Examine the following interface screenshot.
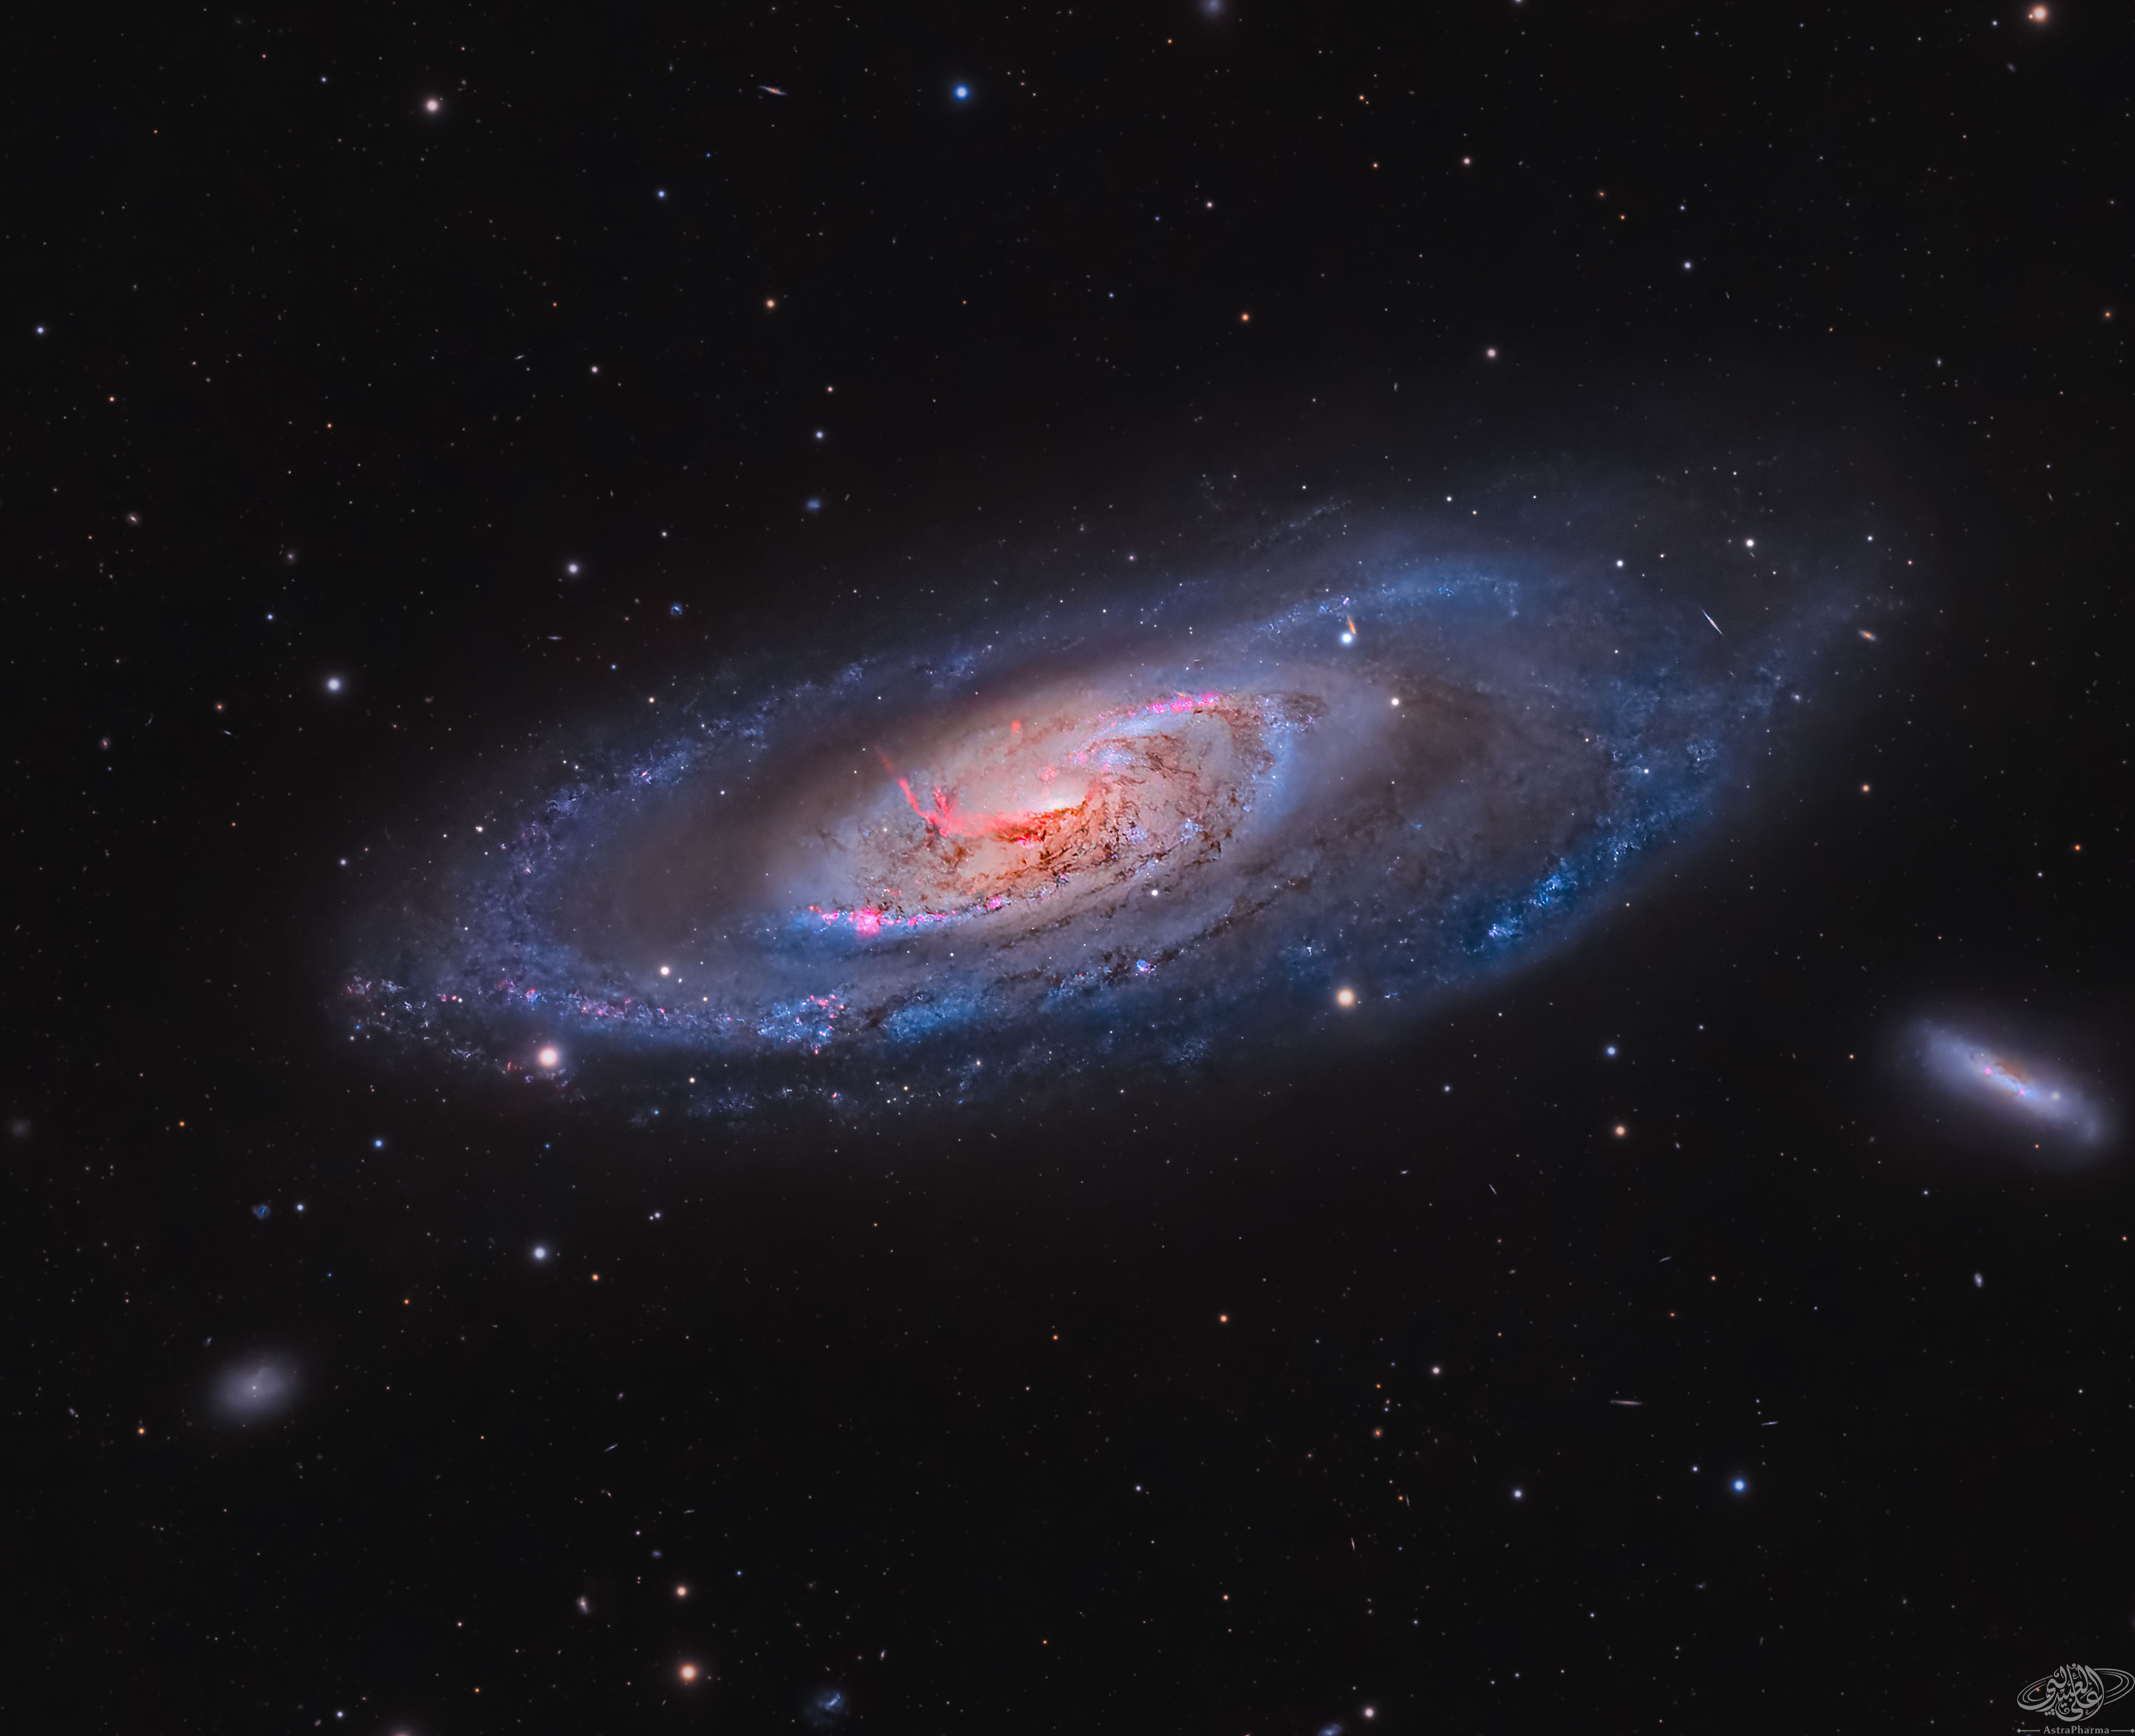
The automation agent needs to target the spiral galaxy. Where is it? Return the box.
[348,446,1876,1120]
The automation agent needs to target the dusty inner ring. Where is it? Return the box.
[809,692,1296,932]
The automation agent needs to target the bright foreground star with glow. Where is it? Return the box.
[348,457,1875,1121]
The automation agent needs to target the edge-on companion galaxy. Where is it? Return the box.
[1914,1021,2111,1147]
[348,453,1875,1120]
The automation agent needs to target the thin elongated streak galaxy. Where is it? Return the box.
[348,462,1871,1119]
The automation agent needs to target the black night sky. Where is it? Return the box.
[11,4,2132,1731]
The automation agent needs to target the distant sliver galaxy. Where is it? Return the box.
[348,447,1875,1119]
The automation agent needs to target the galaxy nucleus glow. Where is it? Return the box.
[210,1355,301,1423]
